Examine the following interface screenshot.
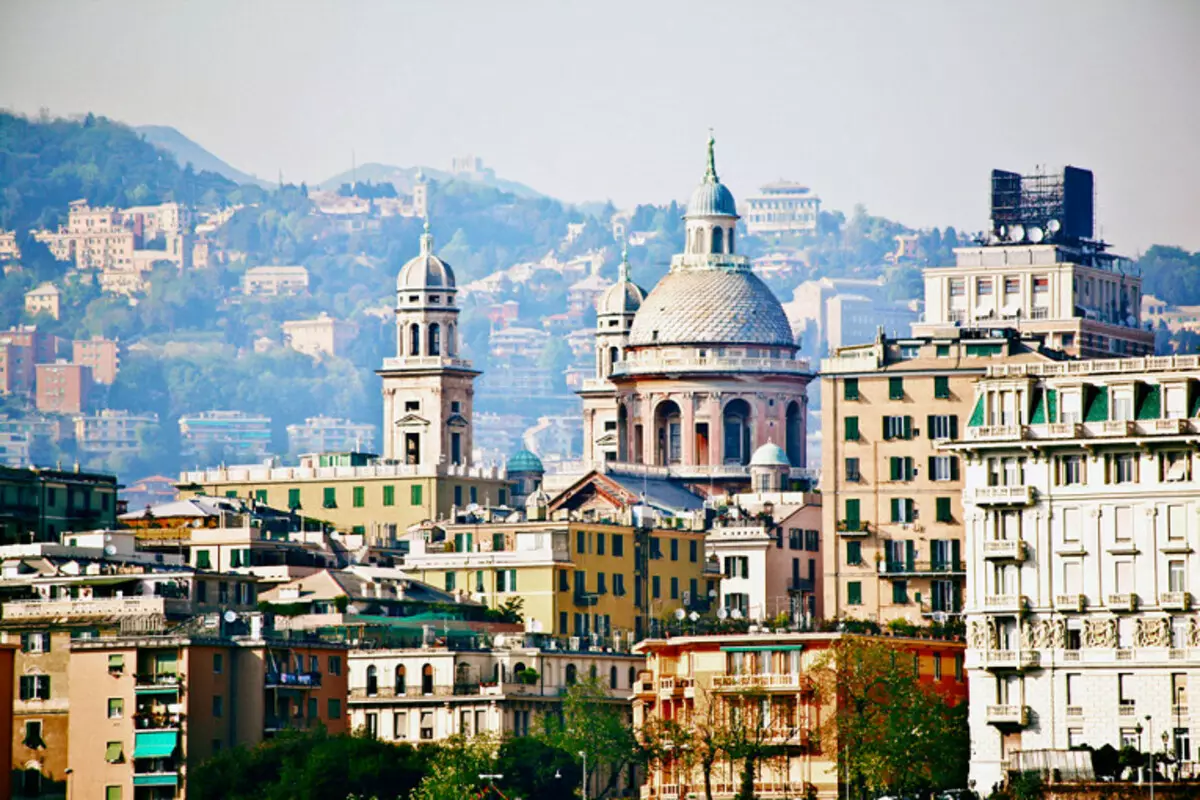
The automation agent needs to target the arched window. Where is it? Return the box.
[723,398,753,465]
[609,666,618,689]
[712,226,724,254]
[514,662,526,682]
[428,323,441,356]
[421,663,434,695]
[366,665,378,696]
[409,323,421,356]
[728,227,735,253]
[565,664,577,685]
[617,404,629,462]
[654,400,682,466]
[395,665,406,695]
[785,401,803,468]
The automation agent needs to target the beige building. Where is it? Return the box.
[24,284,61,320]
[74,410,159,459]
[281,313,358,358]
[743,181,821,237]
[35,362,92,415]
[914,241,1154,358]
[241,265,309,296]
[72,336,120,385]
[819,330,1059,626]
[0,229,21,261]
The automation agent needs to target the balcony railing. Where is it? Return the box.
[658,676,695,697]
[880,560,965,576]
[967,425,1026,441]
[265,671,322,688]
[133,711,183,730]
[134,672,181,689]
[1107,593,1139,612]
[1160,591,1193,611]
[972,486,1036,506]
[984,594,1029,613]
[573,591,600,607]
[986,704,1030,726]
[3,596,191,620]
[1054,594,1087,612]
[982,539,1028,562]
[979,650,1041,671]
[712,673,803,691]
[835,520,871,536]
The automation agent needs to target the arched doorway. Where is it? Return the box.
[617,404,629,462]
[654,400,682,465]
[723,398,753,465]
[785,400,803,467]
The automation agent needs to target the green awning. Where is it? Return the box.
[968,396,985,427]
[1030,392,1046,424]
[1137,385,1161,420]
[720,645,805,653]
[133,774,179,787]
[1085,386,1108,422]
[135,685,180,695]
[108,654,124,669]
[133,730,178,758]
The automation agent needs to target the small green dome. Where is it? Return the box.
[507,449,544,474]
[750,442,790,467]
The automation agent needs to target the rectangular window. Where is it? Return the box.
[930,455,958,482]
[108,697,123,718]
[889,377,904,400]
[196,550,212,570]
[889,456,914,482]
[323,487,337,508]
[613,534,624,557]
[105,741,123,763]
[650,537,662,559]
[889,497,915,523]
[1059,455,1084,486]
[670,539,679,561]
[328,699,342,719]
[106,788,122,800]
[670,577,679,599]
[212,695,223,718]
[928,415,957,440]
[936,497,952,523]
[596,532,605,555]
[213,653,223,674]
[949,279,965,297]
[847,581,862,605]
[689,540,698,562]
[411,484,423,505]
[1169,560,1186,593]
[254,489,268,504]
[454,486,463,506]
[934,376,950,399]
[558,570,569,592]
[287,488,301,509]
[892,580,908,605]
[806,529,819,551]
[1112,454,1137,484]
[847,540,863,565]
[596,573,607,594]
[445,572,456,591]
[652,576,661,599]
[844,498,861,530]
[328,656,342,676]
[382,485,395,506]
[577,530,586,554]
[845,457,861,482]
[1004,276,1020,295]
[882,415,912,440]
[845,416,860,441]
[844,378,859,401]
[977,277,993,296]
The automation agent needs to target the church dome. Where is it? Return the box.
[627,268,796,347]
[598,248,646,315]
[506,449,544,474]
[685,134,737,218]
[398,220,455,290]
[750,442,790,467]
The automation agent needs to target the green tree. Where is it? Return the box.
[538,676,640,800]
[411,733,499,800]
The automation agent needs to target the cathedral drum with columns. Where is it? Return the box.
[580,137,813,488]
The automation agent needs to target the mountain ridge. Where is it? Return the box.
[135,124,273,188]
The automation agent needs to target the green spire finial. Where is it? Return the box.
[619,243,630,282]
[704,129,718,183]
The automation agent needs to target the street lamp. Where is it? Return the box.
[479,772,504,796]
[579,750,588,800]
[1143,714,1155,800]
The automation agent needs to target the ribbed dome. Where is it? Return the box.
[628,269,796,347]
[687,181,737,218]
[506,449,544,474]
[397,222,455,290]
[599,280,646,315]
[750,442,790,467]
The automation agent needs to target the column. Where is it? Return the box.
[681,393,695,466]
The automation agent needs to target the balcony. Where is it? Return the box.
[1160,591,1193,611]
[983,539,1028,562]
[984,594,1029,613]
[1096,420,1136,437]
[3,596,191,621]
[973,486,1036,506]
[881,560,965,577]
[265,671,322,689]
[573,591,600,607]
[1054,594,1087,613]
[134,673,181,694]
[658,676,695,699]
[712,673,805,691]
[1141,418,1188,435]
[967,425,1026,442]
[635,671,656,697]
[1041,422,1083,439]
[133,711,183,730]
[1107,593,1139,612]
[836,520,871,537]
[979,650,1041,671]
[986,704,1030,727]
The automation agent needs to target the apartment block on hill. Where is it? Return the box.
[35,362,93,415]
[72,336,120,384]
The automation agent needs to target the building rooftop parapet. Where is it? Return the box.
[667,252,752,272]
[379,355,475,371]
[1,595,194,622]
[983,353,1200,380]
[180,461,506,485]
[602,462,816,483]
[613,353,811,378]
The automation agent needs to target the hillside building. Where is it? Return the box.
[74,410,160,460]
[178,410,272,464]
[743,181,821,237]
[35,362,93,415]
[241,265,309,296]
[0,464,119,544]
[24,284,61,320]
[286,416,376,458]
[281,313,358,359]
[0,229,20,261]
[72,336,120,384]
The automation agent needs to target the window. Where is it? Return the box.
[20,632,49,653]
[1113,393,1134,421]
[497,569,517,593]
[328,698,342,719]
[24,720,44,748]
[1169,560,1186,593]
[845,457,861,482]
[383,485,395,506]
[844,378,859,400]
[889,456,914,481]
[650,537,662,559]
[287,488,301,509]
[454,486,463,506]
[105,741,124,763]
[889,377,904,400]
[329,656,342,676]
[1118,673,1133,707]
[1162,452,1191,483]
[613,574,626,596]
[847,582,862,605]
[844,498,862,531]
[845,416,860,441]
[323,487,337,508]
[19,675,50,700]
[930,455,958,482]
[936,497,952,523]
[789,529,803,549]
[106,696,123,718]
[1111,454,1137,484]
[411,484,423,505]
[934,376,950,399]
[596,532,605,555]
[949,279,965,297]
[577,530,587,554]
[254,489,268,504]
[596,573,607,595]
[890,498,915,523]
[1059,455,1084,486]
[928,415,957,440]
[670,577,679,599]
[196,550,212,570]
[670,539,679,561]
[106,788,122,800]
[652,576,661,599]
[1004,276,1020,295]
[882,416,912,440]
[558,570,569,592]
[805,530,819,551]
[444,572,457,591]
[212,695,223,717]
[847,541,863,565]
[976,277,993,296]
[689,540,698,561]
[395,711,409,739]
[612,534,624,557]
[1033,276,1049,294]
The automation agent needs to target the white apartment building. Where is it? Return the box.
[953,355,1200,790]
[241,265,310,296]
[179,410,273,463]
[744,181,820,237]
[347,634,640,742]
[74,409,160,457]
[281,313,358,358]
[286,415,376,457]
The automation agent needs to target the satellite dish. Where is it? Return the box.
[1047,219,1062,233]
[731,609,743,620]
[717,608,729,620]
[1008,224,1025,243]
[223,610,238,624]
[1027,226,1044,244]
[103,545,117,556]
[674,609,686,621]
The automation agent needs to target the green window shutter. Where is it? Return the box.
[844,378,859,400]
[445,572,456,591]
[509,570,517,592]
[382,485,395,506]
[845,499,861,526]
[847,541,862,565]
[1030,391,1047,424]
[287,488,301,509]
[197,550,211,570]
[848,582,862,605]
[845,417,859,441]
[352,486,365,508]
[225,490,238,498]
[950,457,960,481]
[882,417,891,440]
[1137,384,1161,420]
[936,497,952,523]
[493,533,505,551]
[951,539,961,571]
[905,540,915,571]
[950,416,959,439]
[889,458,901,481]
[968,396,985,427]
[1047,389,1057,422]
[902,416,913,439]
[410,484,423,506]
[936,345,950,357]
[254,489,267,504]
[934,376,950,398]
[323,487,337,508]
[890,498,901,522]
[352,525,365,536]
[905,457,914,480]
[928,456,936,475]
[892,581,907,604]
[889,377,904,400]
[1085,386,1108,422]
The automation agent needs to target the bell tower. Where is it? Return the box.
[378,219,478,468]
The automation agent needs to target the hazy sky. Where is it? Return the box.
[2,1,1198,251]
